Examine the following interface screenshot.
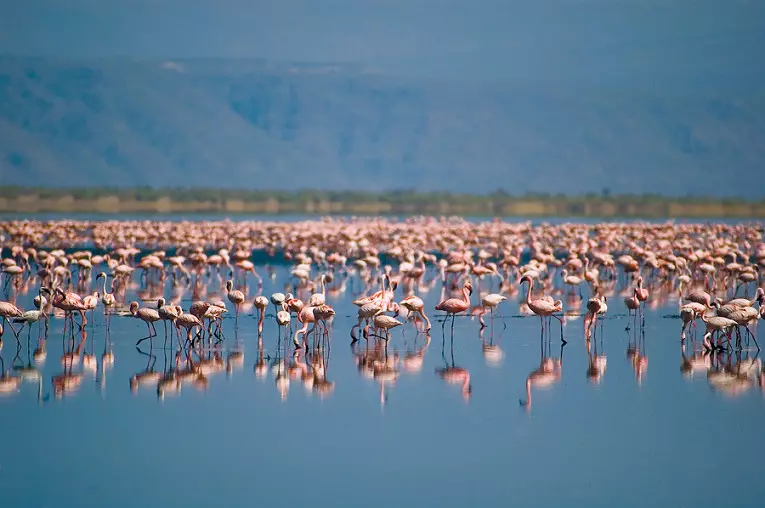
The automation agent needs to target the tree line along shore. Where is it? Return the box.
[1,187,764,218]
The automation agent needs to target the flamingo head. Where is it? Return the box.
[157,297,166,308]
[519,275,531,285]
[129,301,139,314]
[756,287,764,304]
[225,279,233,291]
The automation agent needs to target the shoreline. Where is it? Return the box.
[2,188,765,218]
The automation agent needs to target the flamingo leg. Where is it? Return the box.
[554,315,566,344]
[136,321,155,346]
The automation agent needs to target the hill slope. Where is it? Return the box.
[0,57,763,197]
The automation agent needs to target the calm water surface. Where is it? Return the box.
[1,263,764,507]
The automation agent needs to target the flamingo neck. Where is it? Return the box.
[524,279,533,305]
[462,286,471,304]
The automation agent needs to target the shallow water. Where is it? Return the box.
[1,265,764,508]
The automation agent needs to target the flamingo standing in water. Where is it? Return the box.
[254,296,269,333]
[519,275,564,343]
[399,294,431,331]
[434,280,473,333]
[81,291,100,327]
[130,301,161,346]
[371,310,403,341]
[225,280,245,326]
[624,287,640,330]
[293,306,316,348]
[96,272,116,335]
[480,293,506,328]
[585,294,607,339]
[0,301,23,339]
[635,276,649,320]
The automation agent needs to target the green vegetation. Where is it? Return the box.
[1,186,764,218]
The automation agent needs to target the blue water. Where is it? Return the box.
[1,263,763,507]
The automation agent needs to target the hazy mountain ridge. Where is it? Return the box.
[0,57,763,197]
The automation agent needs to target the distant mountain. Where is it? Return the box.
[0,57,763,197]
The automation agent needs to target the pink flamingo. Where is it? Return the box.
[130,301,161,346]
[635,276,649,309]
[519,275,564,343]
[293,306,316,348]
[434,280,473,333]
[400,294,431,331]
[52,287,89,334]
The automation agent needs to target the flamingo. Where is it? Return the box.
[434,280,473,333]
[399,294,432,331]
[585,294,607,339]
[519,276,564,342]
[635,276,649,308]
[680,302,707,340]
[352,302,382,342]
[560,269,584,298]
[309,274,329,306]
[479,293,506,328]
[81,291,100,326]
[624,287,640,330]
[13,291,47,340]
[225,280,245,326]
[96,272,116,334]
[130,301,161,346]
[276,309,291,341]
[371,310,403,341]
[157,297,180,344]
[700,306,737,351]
[174,306,203,346]
[293,306,316,348]
[254,295,269,333]
[0,300,24,339]
[51,287,89,333]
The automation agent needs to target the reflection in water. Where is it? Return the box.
[436,332,471,401]
[0,260,761,411]
[586,335,607,384]
[626,325,648,385]
[480,325,504,367]
[0,269,760,415]
[520,334,563,412]
[707,351,762,397]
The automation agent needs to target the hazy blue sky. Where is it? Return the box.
[2,0,764,84]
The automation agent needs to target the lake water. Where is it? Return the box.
[1,261,764,507]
